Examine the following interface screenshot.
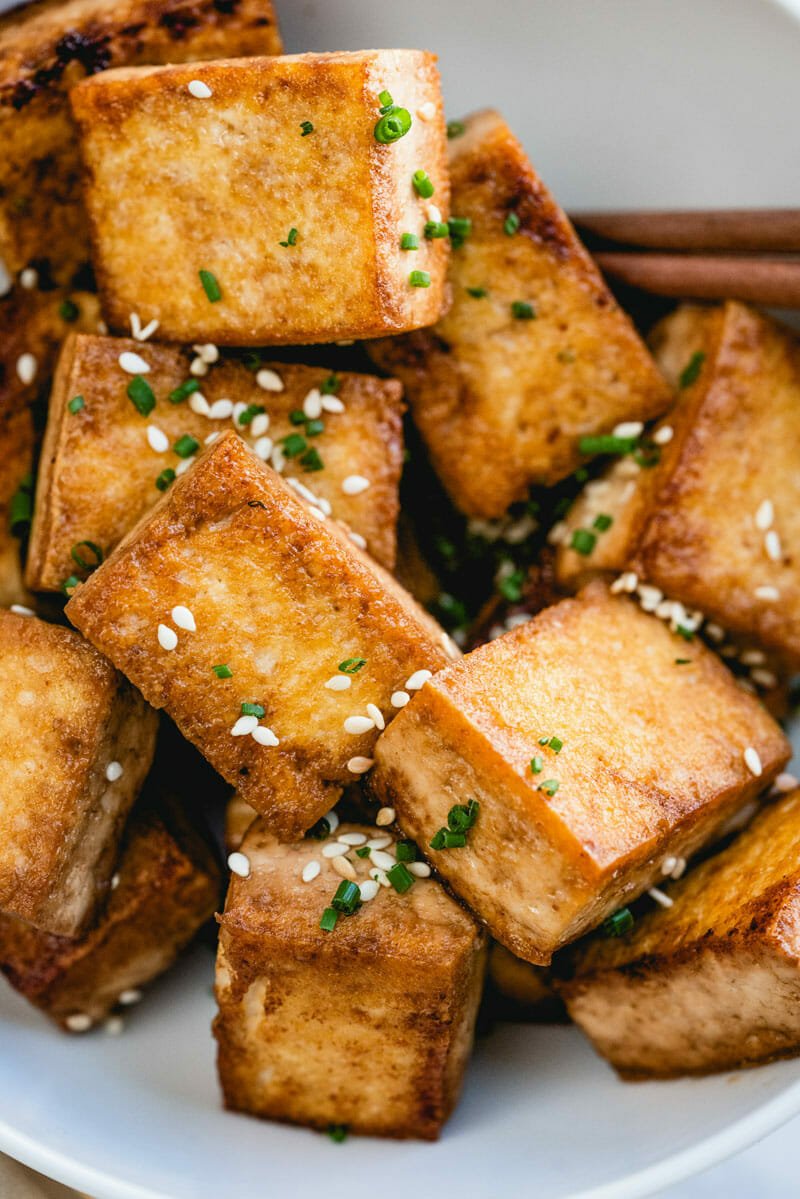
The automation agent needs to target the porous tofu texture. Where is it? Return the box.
[0,610,157,935]
[66,432,452,839]
[27,334,405,590]
[214,818,487,1139]
[0,0,282,288]
[562,788,800,1078]
[0,799,220,1030]
[366,109,672,518]
[70,50,449,345]
[0,401,34,606]
[372,583,790,965]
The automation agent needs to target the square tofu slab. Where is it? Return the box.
[26,333,405,591]
[0,798,220,1031]
[66,432,452,838]
[0,401,34,607]
[214,818,486,1139]
[372,583,790,965]
[0,0,282,289]
[69,51,449,345]
[0,610,157,935]
[366,109,671,518]
[562,787,800,1078]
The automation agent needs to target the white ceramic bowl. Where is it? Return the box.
[2,1,800,1195]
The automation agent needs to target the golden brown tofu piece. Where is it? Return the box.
[70,51,449,345]
[26,334,404,590]
[214,818,487,1139]
[367,109,671,518]
[224,792,255,854]
[0,799,220,1031]
[372,583,790,965]
[0,401,34,606]
[0,610,157,935]
[0,0,282,288]
[487,942,563,1021]
[562,788,800,1078]
[66,432,451,838]
[0,286,102,412]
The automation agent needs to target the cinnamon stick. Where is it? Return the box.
[573,209,800,253]
[594,252,800,307]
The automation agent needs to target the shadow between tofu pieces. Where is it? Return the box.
[0,608,157,936]
[26,333,405,590]
[66,431,452,839]
[561,788,800,1079]
[214,817,487,1139]
[372,582,790,966]
[0,792,220,1032]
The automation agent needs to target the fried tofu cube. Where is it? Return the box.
[372,583,790,965]
[0,610,157,935]
[562,787,800,1078]
[0,402,34,606]
[214,817,486,1138]
[366,109,671,518]
[66,432,451,838]
[0,0,282,288]
[70,51,449,345]
[26,334,404,591]
[0,286,102,412]
[487,942,563,1022]
[0,799,220,1031]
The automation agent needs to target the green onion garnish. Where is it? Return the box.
[467,286,488,298]
[430,828,467,850]
[305,419,325,437]
[447,799,479,833]
[300,447,324,472]
[61,574,80,597]
[300,120,314,136]
[289,409,306,425]
[212,664,233,679]
[387,862,415,893]
[127,376,155,417]
[374,106,412,143]
[602,907,634,938]
[70,540,103,571]
[199,269,221,302]
[155,468,176,491]
[331,880,362,915]
[549,736,564,753]
[448,216,472,246]
[338,658,366,674]
[282,432,306,457]
[424,220,449,240]
[531,756,543,774]
[675,658,692,665]
[511,300,535,320]
[400,233,419,251]
[321,373,341,395]
[409,270,431,288]
[578,434,637,456]
[446,119,465,139]
[327,1124,348,1143]
[538,779,559,797]
[498,569,525,603]
[67,395,85,414]
[378,90,394,109]
[679,350,705,389]
[504,212,521,236]
[237,404,266,427]
[570,528,597,556]
[412,169,434,198]
[676,625,694,642]
[58,298,79,322]
[9,476,33,535]
[173,434,199,459]
[169,378,200,404]
[395,840,417,862]
[241,702,265,718]
[355,846,371,858]
[279,227,299,247]
[319,907,339,932]
[593,514,613,532]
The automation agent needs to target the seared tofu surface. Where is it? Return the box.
[367,109,672,518]
[0,799,220,1030]
[0,610,157,935]
[373,583,790,964]
[27,334,405,590]
[214,818,487,1138]
[66,432,451,838]
[0,0,282,287]
[70,50,449,344]
[563,788,800,1078]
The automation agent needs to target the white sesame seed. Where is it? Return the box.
[408,861,431,878]
[366,703,385,730]
[208,398,234,420]
[308,506,327,520]
[344,715,375,735]
[65,1013,92,1032]
[426,203,442,223]
[0,258,11,296]
[104,1016,125,1035]
[370,867,391,887]
[341,474,370,496]
[417,100,437,120]
[97,320,109,335]
[375,807,396,827]
[189,391,210,415]
[325,675,351,691]
[660,856,677,876]
[19,267,38,290]
[250,412,270,437]
[175,456,195,476]
[370,849,395,871]
[755,500,774,531]
[705,622,725,642]
[612,420,644,439]
[332,855,357,880]
[302,860,321,883]
[648,887,674,909]
[755,585,780,601]
[773,772,799,794]
[171,605,196,632]
[157,624,178,651]
[670,857,687,880]
[442,633,461,659]
[303,388,323,419]
[207,434,221,451]
[10,604,34,616]
[637,584,663,612]
[338,832,367,847]
[231,715,258,736]
[118,351,150,375]
[253,436,273,461]
[118,988,143,1006]
[367,835,392,849]
[227,852,250,878]
[320,394,345,414]
[190,357,208,377]
[547,521,568,547]
[256,368,284,392]
[405,669,432,691]
[147,425,169,453]
[325,809,340,834]
[188,79,213,98]
[136,318,160,342]
[16,353,37,385]
[196,343,219,363]
[740,649,766,666]
[252,725,279,746]
[744,746,763,777]
[751,668,778,689]
[390,690,410,708]
[652,425,674,445]
[347,756,374,774]
[348,532,367,549]
[105,761,123,782]
[322,841,347,858]
[110,873,120,890]
[359,879,380,901]
[271,444,286,472]
[130,313,142,339]
[765,530,782,561]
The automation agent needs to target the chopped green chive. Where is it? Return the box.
[321,373,341,395]
[448,800,479,833]
[549,736,564,753]
[199,269,221,302]
[237,404,266,427]
[173,434,199,459]
[327,1124,348,1143]
[538,737,550,746]
[409,270,431,288]
[395,840,417,862]
[169,378,200,404]
[155,468,176,491]
[602,907,634,937]
[374,106,412,143]
[378,90,394,109]
[307,817,331,841]
[578,434,637,456]
[412,169,434,198]
[212,664,233,679]
[675,658,692,665]
[679,350,705,389]
[575,467,589,483]
[58,298,79,322]
[61,574,80,597]
[9,475,33,535]
[282,432,306,457]
[633,441,662,469]
[676,624,695,642]
[319,907,339,932]
[538,779,559,797]
[387,862,415,893]
[305,418,325,437]
[289,409,306,425]
[242,351,262,373]
[511,300,535,320]
[241,702,265,718]
[127,376,155,417]
[300,447,324,472]
[531,756,543,774]
[338,658,366,674]
[355,846,371,859]
[400,232,419,251]
[424,220,449,240]
[67,395,85,414]
[558,347,577,364]
[467,286,488,298]
[300,120,314,136]
[498,569,525,603]
[70,540,103,572]
[331,880,362,915]
[446,119,465,139]
[279,227,299,247]
[448,215,472,246]
[593,513,613,532]
[430,828,467,850]
[504,212,521,236]
[570,528,597,556]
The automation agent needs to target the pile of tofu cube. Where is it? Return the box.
[2,0,800,1143]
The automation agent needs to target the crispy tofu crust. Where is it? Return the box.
[0,0,282,286]
[0,400,34,606]
[26,334,405,590]
[214,818,487,1138]
[66,432,451,838]
[70,51,449,344]
[0,798,220,1029]
[372,583,790,964]
[562,789,800,1078]
[366,109,672,517]
[0,610,157,935]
